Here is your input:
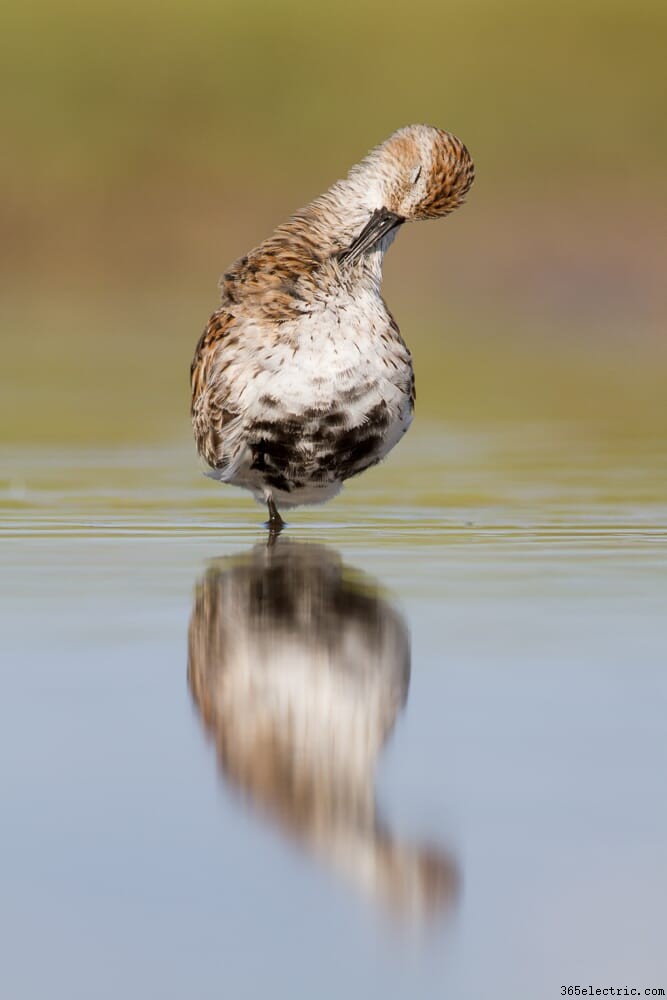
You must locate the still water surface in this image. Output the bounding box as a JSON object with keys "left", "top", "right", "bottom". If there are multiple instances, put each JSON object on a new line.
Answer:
{"left": 2, "top": 425, "right": 666, "bottom": 999}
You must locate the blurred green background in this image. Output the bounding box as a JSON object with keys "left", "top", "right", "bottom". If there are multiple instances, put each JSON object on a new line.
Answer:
{"left": 2, "top": 0, "right": 666, "bottom": 447}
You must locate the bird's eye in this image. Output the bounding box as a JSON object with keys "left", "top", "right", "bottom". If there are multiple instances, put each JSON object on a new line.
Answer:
{"left": 410, "top": 165, "right": 422, "bottom": 185}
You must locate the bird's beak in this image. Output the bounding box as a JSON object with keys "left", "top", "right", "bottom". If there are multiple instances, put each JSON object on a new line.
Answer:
{"left": 337, "top": 207, "right": 405, "bottom": 264}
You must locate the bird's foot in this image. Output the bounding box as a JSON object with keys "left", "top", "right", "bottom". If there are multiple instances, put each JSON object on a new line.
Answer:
{"left": 265, "top": 497, "right": 285, "bottom": 538}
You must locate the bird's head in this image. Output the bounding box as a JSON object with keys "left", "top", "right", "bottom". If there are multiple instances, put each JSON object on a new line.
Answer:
{"left": 337, "top": 124, "right": 474, "bottom": 265}
{"left": 382, "top": 124, "right": 475, "bottom": 220}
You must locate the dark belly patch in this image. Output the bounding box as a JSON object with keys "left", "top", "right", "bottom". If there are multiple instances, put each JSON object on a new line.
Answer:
{"left": 248, "top": 399, "right": 392, "bottom": 489}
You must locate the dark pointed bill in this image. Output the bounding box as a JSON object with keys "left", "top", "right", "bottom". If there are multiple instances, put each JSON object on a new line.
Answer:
{"left": 336, "top": 207, "right": 405, "bottom": 265}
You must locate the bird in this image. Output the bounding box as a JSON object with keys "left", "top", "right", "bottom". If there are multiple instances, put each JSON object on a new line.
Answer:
{"left": 190, "top": 124, "right": 474, "bottom": 530}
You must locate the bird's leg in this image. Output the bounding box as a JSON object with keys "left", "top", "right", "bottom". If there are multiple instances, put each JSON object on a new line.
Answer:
{"left": 266, "top": 496, "right": 285, "bottom": 534}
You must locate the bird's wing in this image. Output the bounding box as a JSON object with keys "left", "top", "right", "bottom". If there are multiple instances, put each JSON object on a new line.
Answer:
{"left": 219, "top": 234, "right": 321, "bottom": 321}
{"left": 190, "top": 309, "right": 242, "bottom": 472}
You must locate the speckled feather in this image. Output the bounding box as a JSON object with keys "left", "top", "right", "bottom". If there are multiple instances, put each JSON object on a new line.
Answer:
{"left": 191, "top": 124, "right": 474, "bottom": 512}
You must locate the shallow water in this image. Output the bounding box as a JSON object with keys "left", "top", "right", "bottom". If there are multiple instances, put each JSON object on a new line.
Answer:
{"left": 2, "top": 424, "right": 666, "bottom": 999}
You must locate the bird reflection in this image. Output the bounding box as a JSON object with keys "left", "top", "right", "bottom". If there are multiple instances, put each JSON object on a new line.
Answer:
{"left": 188, "top": 540, "right": 458, "bottom": 921}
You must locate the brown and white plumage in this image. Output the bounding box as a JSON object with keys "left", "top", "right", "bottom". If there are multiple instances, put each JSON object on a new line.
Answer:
{"left": 191, "top": 124, "right": 474, "bottom": 526}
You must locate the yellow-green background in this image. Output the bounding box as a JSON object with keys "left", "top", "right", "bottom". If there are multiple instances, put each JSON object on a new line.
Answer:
{"left": 2, "top": 0, "right": 666, "bottom": 446}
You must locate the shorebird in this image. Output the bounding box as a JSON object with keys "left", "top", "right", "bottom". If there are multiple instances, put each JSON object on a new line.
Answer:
{"left": 191, "top": 124, "right": 474, "bottom": 529}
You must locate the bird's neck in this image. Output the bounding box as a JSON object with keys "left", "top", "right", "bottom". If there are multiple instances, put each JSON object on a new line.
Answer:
{"left": 306, "top": 178, "right": 398, "bottom": 291}
{"left": 243, "top": 172, "right": 396, "bottom": 311}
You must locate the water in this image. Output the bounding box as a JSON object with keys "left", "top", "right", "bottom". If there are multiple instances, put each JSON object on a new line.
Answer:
{"left": 2, "top": 425, "right": 666, "bottom": 999}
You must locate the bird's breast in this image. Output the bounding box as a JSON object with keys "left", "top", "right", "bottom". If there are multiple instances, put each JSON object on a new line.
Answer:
{"left": 246, "top": 290, "right": 411, "bottom": 409}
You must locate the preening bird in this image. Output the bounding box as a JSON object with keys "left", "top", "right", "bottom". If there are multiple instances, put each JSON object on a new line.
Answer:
{"left": 191, "top": 124, "right": 474, "bottom": 528}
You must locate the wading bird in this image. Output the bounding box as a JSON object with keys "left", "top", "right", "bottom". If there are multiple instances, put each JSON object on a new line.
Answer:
{"left": 191, "top": 125, "right": 474, "bottom": 529}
